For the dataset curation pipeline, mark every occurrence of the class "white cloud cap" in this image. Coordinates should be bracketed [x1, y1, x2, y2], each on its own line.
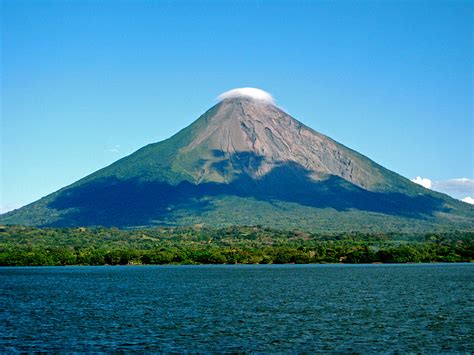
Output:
[411, 176, 432, 189]
[461, 196, 474, 205]
[218, 87, 275, 104]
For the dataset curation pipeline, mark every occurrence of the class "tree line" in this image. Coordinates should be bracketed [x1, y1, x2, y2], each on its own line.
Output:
[0, 225, 472, 266]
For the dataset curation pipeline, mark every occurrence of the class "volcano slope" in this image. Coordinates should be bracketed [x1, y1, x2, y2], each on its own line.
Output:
[2, 90, 473, 232]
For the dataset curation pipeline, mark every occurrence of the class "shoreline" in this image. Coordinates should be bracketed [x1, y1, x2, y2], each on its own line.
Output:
[2, 261, 473, 268]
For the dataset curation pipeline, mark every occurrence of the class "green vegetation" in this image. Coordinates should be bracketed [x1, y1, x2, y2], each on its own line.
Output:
[0, 225, 472, 266]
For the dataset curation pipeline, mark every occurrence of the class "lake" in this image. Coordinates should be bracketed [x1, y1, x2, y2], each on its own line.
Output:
[1, 264, 473, 352]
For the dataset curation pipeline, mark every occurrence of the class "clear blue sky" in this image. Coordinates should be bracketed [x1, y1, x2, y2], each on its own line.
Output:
[1, 0, 473, 212]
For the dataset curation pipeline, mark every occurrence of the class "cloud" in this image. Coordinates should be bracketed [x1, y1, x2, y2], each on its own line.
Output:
[218, 87, 275, 104]
[0, 203, 21, 214]
[411, 176, 474, 201]
[432, 178, 474, 200]
[411, 176, 432, 189]
[106, 145, 121, 154]
[461, 196, 474, 205]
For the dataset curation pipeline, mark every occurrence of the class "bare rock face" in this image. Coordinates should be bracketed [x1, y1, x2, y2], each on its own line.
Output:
[176, 97, 386, 191]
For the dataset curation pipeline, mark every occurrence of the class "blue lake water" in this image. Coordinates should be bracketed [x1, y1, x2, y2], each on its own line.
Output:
[1, 264, 473, 352]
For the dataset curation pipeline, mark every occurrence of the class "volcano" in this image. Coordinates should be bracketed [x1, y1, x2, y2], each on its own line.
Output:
[2, 88, 473, 231]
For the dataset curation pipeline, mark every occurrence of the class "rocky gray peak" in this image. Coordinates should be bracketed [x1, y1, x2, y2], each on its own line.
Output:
[178, 95, 381, 189]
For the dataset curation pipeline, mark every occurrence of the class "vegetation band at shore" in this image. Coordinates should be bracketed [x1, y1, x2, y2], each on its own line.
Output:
[0, 225, 472, 266]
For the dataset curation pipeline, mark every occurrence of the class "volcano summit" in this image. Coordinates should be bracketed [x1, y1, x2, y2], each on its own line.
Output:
[2, 88, 473, 231]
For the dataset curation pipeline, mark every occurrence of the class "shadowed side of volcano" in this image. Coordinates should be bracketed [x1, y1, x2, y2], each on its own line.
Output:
[44, 151, 448, 227]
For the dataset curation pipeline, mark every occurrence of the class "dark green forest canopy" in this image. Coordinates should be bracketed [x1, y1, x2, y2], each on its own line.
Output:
[0, 225, 472, 266]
